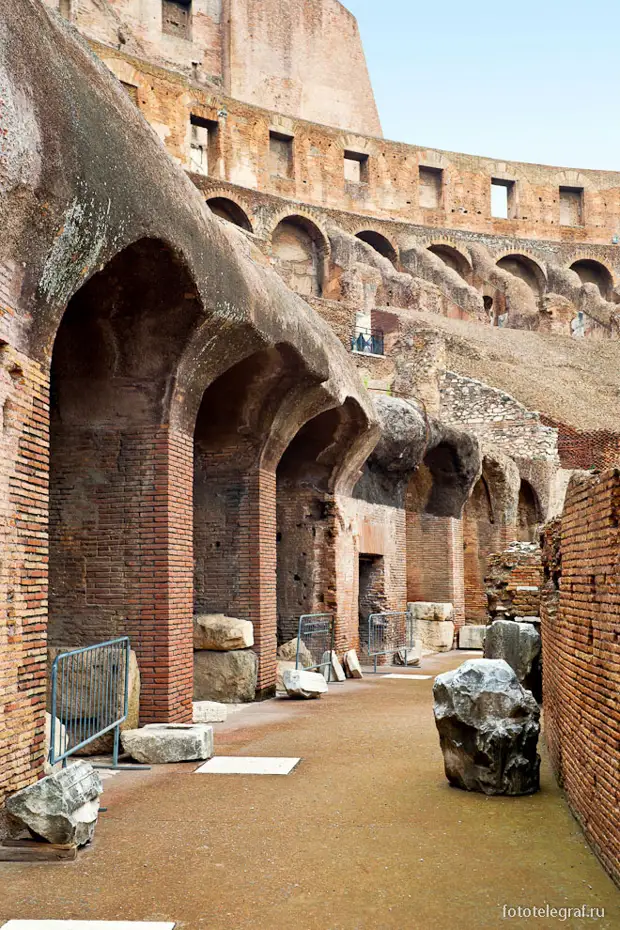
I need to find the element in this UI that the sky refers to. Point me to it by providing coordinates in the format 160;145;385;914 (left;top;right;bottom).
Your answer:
345;0;619;171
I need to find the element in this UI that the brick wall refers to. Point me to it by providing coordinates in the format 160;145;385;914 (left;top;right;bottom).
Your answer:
406;511;465;627
541;472;620;885
462;480;513;623
0;352;49;805
540;415;620;469
485;543;543;619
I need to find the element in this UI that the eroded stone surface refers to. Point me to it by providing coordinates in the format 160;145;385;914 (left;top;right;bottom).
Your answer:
6;760;103;846
282;669;328;699
193;649;258;703
122;724;214;764
417;619;455;653
193;614;254;651
459;625;486;649
321;650;346;682
433;659;541;796
277;638;313;667
193;701;228;723
484;619;542;702
343;650;363;678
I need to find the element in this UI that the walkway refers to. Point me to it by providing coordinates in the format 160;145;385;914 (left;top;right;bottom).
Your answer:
1;653;619;929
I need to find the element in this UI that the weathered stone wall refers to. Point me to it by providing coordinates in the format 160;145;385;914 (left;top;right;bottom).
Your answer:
485;543;543;620
440;372;559;462
541;472;620;886
540;415;620;469
406;512;465;627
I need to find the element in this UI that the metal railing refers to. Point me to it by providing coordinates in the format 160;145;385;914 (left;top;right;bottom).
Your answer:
351;327;384;356
49;637;131;769
295;613;336;682
366;611;415;673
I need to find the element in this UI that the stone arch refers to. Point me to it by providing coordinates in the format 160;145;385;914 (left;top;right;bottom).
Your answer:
48;238;203;723
569;259;614;299
355;230;398;265
517;479;542;542
428;243;472;280
496;254;547;296
275;398;372;650
270;214;329;297
206;197;253;231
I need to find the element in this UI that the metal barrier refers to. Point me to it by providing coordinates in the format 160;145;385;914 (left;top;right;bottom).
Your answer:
295;613;336;682
366;611;414;672
49;637;131;769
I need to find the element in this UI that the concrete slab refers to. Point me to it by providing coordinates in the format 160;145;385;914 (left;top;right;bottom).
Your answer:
194;756;300;776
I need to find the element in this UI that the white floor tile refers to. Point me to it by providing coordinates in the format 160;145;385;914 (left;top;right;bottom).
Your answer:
194;756;300;775
382;674;434;680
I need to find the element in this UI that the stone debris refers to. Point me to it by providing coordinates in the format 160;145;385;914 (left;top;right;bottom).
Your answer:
343;649;364;678
282;669;328;699
192;701;228;723
458;625;486;650
121;723;214;764
394;645;421;667
485;543;543;620
433;659;540;796
6;760;103;846
277;638;313;668
321;650;346;682
43;712;67;774
408;602;455;624
193;648;258;703
408;602;455;653
276;660;297;693
193;614;254;651
484;619;542;702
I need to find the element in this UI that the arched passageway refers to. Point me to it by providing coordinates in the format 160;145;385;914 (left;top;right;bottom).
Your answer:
517;479;542;542
496;254;545;296
271;217;327;296
428;244;471;281
206;197;252;231
49;239;202;722
355;230;398;265
570;259;613;299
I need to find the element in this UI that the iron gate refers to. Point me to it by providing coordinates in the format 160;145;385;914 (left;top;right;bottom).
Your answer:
366;611;415;672
295;613;336;681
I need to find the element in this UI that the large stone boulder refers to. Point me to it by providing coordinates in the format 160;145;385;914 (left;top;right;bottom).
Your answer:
408;602;455;653
193;648;258;703
277;637;313;667
6;760;103;846
282;669;328;699
433;659;541;796
484;619;542;702
121;723;214;764
193;614;254;651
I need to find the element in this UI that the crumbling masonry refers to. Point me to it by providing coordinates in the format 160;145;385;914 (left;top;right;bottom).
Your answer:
1;0;619;886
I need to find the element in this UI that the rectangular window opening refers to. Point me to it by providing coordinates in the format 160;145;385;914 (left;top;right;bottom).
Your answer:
560;186;584;227
269;131;294;179
190;114;218;177
419;166;443;210
491;179;516;219
162;0;192;40
344;150;369;184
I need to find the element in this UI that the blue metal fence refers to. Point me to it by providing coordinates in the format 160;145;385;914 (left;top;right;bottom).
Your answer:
49;637;131;768
366;611;415;672
295;613;336;682
351;327;384;356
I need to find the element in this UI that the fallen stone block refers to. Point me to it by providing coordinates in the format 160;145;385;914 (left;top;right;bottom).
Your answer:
433;658;540;796
418;619;455;653
121;723;214;764
343;649;363;678
74;649;141;755
458;625;486;650
484;619;542;702
6;760;103;846
282;669;328;699
394;645;421;667
44;712;67;774
321;650;346;682
193;701;228;723
277;637;313;667
193;648;258;703
407;602;455;624
193;614;254;651
276;660;297;693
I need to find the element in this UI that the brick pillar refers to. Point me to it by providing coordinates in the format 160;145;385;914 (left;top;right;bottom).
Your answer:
239;468;277;699
0;353;49;802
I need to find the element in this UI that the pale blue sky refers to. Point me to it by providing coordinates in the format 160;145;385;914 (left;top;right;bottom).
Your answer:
346;0;618;171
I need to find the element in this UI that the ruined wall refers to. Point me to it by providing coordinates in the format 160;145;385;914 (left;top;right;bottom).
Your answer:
542;472;620;886
540;415;620;470
406;512;465;627
485;543;543;620
440;372;559;462
227;0;381;135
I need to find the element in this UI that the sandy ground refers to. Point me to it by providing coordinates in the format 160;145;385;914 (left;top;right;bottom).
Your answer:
1;652;619;929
